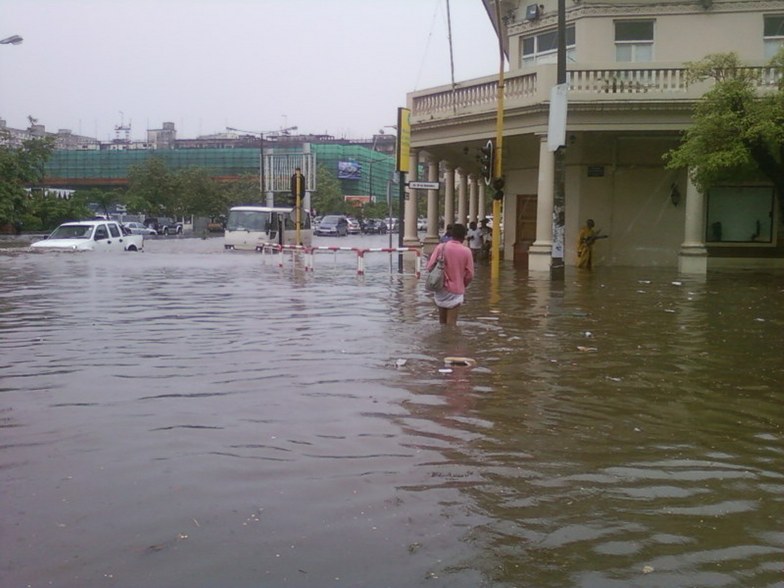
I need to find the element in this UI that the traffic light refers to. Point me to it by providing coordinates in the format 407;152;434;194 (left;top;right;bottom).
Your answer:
492;176;505;201
479;140;494;185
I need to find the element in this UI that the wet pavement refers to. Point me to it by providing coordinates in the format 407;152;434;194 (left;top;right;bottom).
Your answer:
1;235;783;587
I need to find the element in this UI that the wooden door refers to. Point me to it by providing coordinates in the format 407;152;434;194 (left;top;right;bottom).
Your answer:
514;194;537;268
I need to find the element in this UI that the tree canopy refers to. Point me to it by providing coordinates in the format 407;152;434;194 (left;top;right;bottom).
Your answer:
0;129;56;230
665;51;784;211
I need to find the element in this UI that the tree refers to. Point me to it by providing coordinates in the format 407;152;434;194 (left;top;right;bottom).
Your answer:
177;167;222;218
221;174;262;209
0;129;55;231
78;188;124;218
126;157;179;216
311;165;347;215
665;51;784;212
22;191;91;231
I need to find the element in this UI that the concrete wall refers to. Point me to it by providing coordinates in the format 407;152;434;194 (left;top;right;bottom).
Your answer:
504;0;779;68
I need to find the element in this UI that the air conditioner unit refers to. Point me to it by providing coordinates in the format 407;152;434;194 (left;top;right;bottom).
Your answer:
525;3;541;21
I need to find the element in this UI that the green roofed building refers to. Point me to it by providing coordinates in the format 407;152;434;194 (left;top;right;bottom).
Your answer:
43;141;396;204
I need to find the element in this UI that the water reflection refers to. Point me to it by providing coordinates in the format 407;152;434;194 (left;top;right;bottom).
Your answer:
1;239;782;587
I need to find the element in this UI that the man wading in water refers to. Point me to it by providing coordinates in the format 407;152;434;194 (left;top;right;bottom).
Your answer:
426;223;474;325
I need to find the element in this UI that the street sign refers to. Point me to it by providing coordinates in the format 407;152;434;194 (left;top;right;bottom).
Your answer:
407;181;440;190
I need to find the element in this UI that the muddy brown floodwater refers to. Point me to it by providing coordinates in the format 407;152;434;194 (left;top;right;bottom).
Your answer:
1;235;783;588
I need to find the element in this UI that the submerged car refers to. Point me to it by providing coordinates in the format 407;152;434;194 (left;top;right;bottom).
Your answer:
123;221;157;236
314;215;348;237
144;217;183;235
362;219;387;234
31;220;144;252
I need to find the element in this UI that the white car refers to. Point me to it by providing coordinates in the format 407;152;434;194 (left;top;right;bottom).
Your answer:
31;220;144;252
123;221;157;236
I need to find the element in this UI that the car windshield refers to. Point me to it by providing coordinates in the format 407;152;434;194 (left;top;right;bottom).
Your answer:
49;225;92;239
321;216;341;224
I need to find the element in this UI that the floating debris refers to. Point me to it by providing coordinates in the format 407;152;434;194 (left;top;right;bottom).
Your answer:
395;358;407;368
444;357;477;368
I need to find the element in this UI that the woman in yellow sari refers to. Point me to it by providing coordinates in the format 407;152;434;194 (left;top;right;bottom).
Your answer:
577;218;599;269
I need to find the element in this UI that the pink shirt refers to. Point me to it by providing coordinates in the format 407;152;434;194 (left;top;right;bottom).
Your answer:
427;240;474;295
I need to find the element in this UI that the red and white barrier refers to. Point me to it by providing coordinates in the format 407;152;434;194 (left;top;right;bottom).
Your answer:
256;242;421;277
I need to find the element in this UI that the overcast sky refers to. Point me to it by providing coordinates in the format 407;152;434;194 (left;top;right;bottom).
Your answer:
0;0;500;142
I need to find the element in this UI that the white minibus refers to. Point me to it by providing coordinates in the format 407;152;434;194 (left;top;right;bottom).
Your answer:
224;206;312;250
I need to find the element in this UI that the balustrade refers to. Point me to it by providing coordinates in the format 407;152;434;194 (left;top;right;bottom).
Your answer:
410;65;779;122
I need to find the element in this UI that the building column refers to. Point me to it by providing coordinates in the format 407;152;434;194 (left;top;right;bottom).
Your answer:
456;169;468;226
529;135;555;272
477;182;486;221
443;164;455;231
404;149;420;247
468;176;478;224
424;157;440;250
678;173;708;274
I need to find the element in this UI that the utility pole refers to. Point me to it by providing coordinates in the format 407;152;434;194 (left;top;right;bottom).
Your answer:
396;108;411;274
491;0;505;280
551;0;568;279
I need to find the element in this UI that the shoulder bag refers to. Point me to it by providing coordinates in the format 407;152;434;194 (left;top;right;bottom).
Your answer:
425;244;445;292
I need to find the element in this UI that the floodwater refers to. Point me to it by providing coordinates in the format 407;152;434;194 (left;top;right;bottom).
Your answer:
1;235;782;588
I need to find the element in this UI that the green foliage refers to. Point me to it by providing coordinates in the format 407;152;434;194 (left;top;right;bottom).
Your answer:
311;165;347;215
127;157;179;216
77;188;124;217
23;190;91;231
221;174;263;209
665;51;784;209
127;158;228;219
0;131;55;229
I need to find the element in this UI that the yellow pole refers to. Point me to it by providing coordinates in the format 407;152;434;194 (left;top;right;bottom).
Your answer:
491;0;505;279
295;172;302;245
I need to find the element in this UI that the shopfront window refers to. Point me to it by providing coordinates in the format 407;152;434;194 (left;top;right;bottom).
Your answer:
706;186;775;244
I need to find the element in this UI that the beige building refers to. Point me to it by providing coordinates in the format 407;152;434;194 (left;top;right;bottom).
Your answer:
406;0;784;272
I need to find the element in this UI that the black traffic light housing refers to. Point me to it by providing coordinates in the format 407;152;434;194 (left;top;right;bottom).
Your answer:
479;140;494;185
492;176;505;201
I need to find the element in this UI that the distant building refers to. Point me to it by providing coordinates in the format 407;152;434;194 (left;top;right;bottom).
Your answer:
147;122;177;149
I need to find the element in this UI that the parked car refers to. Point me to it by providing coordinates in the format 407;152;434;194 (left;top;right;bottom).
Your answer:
123;221;157;236
314;215;348;237
362;219;387;234
144;217;183;235
346;217;361;234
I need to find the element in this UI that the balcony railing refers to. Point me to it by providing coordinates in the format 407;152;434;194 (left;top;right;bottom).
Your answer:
410;63;781;123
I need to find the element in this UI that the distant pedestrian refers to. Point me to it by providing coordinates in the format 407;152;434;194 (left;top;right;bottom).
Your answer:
426;223;474;326
440;224;453;243
466;221;483;259
480;218;492;259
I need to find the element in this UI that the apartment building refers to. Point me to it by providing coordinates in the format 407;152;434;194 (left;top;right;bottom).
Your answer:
406;0;784;271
